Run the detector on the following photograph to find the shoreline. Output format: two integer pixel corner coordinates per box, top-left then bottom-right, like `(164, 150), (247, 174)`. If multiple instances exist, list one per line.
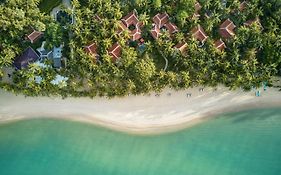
(0, 86), (281, 134)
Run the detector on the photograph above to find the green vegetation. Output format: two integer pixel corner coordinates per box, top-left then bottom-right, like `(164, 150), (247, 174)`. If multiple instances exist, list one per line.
(39, 0), (61, 13)
(0, 0), (281, 97)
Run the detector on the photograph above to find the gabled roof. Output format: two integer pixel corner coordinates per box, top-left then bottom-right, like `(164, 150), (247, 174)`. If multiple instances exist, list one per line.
(191, 25), (208, 43)
(108, 43), (122, 62)
(131, 28), (142, 41)
(27, 30), (43, 43)
(174, 43), (187, 54)
(219, 19), (236, 38)
(194, 1), (202, 18)
(152, 13), (169, 28)
(121, 10), (139, 27)
(117, 21), (127, 35)
(214, 39), (226, 51)
(239, 1), (248, 11)
(164, 22), (179, 34)
(150, 25), (161, 39)
(13, 47), (39, 69)
(85, 43), (98, 56)
(244, 18), (263, 29)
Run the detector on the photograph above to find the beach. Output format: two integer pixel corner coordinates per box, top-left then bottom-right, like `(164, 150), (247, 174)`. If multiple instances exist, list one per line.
(0, 86), (281, 134)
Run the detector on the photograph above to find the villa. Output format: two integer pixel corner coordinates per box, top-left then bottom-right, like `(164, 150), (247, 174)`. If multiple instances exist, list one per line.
(26, 30), (43, 43)
(191, 25), (208, 43)
(244, 18), (263, 29)
(108, 43), (122, 62)
(214, 39), (226, 51)
(194, 1), (202, 18)
(152, 13), (169, 28)
(85, 43), (99, 59)
(150, 24), (161, 39)
(13, 47), (39, 69)
(219, 18), (236, 38)
(118, 10), (143, 41)
(174, 43), (188, 54)
(150, 13), (179, 39)
(239, 1), (248, 11)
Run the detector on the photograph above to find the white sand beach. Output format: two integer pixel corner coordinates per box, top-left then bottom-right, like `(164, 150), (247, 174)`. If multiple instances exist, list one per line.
(0, 86), (281, 134)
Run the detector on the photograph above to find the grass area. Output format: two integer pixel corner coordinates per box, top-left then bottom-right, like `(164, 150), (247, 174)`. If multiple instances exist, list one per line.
(39, 0), (61, 13)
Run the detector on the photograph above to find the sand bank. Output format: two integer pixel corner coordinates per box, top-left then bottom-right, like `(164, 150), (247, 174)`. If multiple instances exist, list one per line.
(0, 86), (281, 134)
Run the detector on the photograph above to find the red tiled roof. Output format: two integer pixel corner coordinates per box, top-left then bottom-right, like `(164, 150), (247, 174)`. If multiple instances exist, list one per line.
(174, 43), (187, 54)
(150, 25), (161, 39)
(219, 19), (236, 38)
(108, 43), (122, 62)
(121, 10), (139, 27)
(27, 30), (43, 43)
(85, 43), (98, 56)
(194, 1), (202, 17)
(214, 39), (226, 51)
(244, 18), (262, 28)
(152, 13), (169, 28)
(131, 28), (142, 41)
(239, 1), (248, 11)
(164, 22), (179, 34)
(191, 25), (208, 43)
(117, 21), (127, 35)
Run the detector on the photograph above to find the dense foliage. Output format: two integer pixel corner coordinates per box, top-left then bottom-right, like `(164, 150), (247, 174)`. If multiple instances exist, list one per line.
(0, 0), (281, 97)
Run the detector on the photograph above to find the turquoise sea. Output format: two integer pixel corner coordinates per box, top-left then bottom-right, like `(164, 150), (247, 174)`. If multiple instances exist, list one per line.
(0, 108), (281, 175)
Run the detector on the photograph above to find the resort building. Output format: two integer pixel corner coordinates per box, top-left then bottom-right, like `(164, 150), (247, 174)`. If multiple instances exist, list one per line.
(13, 47), (39, 69)
(164, 22), (179, 35)
(214, 39), (226, 51)
(150, 24), (161, 39)
(244, 18), (263, 29)
(108, 43), (122, 62)
(174, 43), (188, 54)
(150, 13), (179, 39)
(152, 13), (169, 28)
(239, 1), (248, 11)
(85, 43), (99, 60)
(26, 30), (43, 43)
(118, 10), (143, 41)
(194, 1), (202, 18)
(191, 25), (208, 43)
(219, 19), (236, 38)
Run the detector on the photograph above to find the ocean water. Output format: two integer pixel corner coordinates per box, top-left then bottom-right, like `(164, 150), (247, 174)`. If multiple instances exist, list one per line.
(0, 108), (281, 175)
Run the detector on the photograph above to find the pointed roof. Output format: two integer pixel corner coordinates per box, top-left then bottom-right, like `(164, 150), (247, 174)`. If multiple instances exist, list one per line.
(27, 30), (43, 43)
(150, 25), (161, 39)
(174, 43), (187, 54)
(194, 1), (202, 17)
(131, 28), (142, 41)
(85, 43), (98, 57)
(214, 39), (226, 51)
(121, 10), (139, 27)
(219, 19), (236, 38)
(152, 13), (169, 28)
(164, 22), (179, 34)
(191, 25), (208, 43)
(244, 18), (263, 29)
(108, 43), (122, 62)
(117, 21), (127, 35)
(239, 1), (248, 11)
(13, 47), (39, 69)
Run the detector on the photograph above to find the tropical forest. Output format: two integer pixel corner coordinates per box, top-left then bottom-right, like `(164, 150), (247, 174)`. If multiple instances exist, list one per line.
(0, 0), (281, 97)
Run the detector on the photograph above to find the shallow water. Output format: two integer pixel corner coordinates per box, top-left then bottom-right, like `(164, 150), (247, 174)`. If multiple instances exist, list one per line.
(0, 108), (281, 175)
